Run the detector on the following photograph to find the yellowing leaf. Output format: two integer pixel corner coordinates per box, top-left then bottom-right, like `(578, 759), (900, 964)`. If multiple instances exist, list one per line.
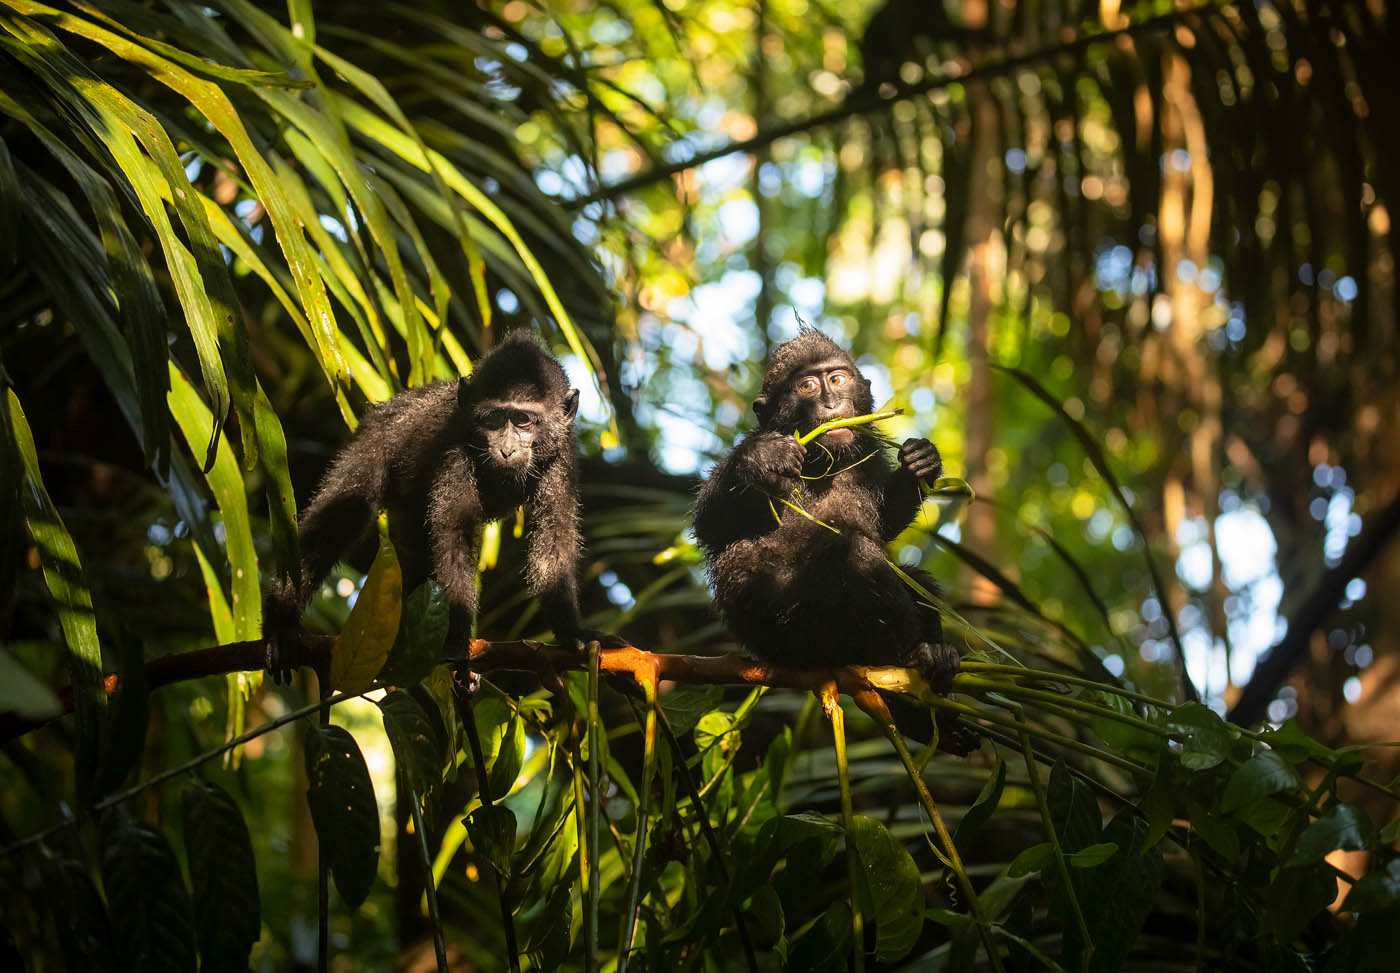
(331, 514), (401, 693)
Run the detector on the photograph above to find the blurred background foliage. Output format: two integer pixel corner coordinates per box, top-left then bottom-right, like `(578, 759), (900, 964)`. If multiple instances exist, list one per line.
(3, 0), (1400, 969)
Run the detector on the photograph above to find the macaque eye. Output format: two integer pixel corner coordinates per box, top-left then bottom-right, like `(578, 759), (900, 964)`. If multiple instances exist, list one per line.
(798, 377), (820, 395)
(511, 410), (537, 428)
(829, 371), (848, 388)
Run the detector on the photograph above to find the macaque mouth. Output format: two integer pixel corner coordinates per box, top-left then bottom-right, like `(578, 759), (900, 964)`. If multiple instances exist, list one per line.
(817, 426), (855, 445)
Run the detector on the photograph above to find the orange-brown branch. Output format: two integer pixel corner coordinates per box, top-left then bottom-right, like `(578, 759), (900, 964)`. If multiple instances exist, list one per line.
(2, 635), (912, 744)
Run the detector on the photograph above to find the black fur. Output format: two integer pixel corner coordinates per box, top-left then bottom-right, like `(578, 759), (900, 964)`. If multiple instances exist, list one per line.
(264, 332), (584, 680)
(693, 330), (972, 749)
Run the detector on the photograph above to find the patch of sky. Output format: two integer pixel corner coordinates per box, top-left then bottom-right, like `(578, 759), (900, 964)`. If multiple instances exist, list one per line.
(1168, 505), (1283, 696)
(496, 289), (520, 314)
(183, 156), (203, 182)
(910, 386), (935, 414)
(857, 357), (894, 410)
(938, 521), (961, 543)
(1334, 275), (1358, 303)
(560, 354), (611, 426)
(504, 42), (528, 61)
(536, 169), (566, 196)
(1102, 653), (1126, 677)
(589, 15), (633, 45)
(687, 271), (760, 370)
(698, 152), (752, 191)
(1005, 147), (1027, 173)
(717, 197), (759, 246)
(793, 158), (831, 198)
(1094, 242), (1135, 297)
(758, 161), (783, 197)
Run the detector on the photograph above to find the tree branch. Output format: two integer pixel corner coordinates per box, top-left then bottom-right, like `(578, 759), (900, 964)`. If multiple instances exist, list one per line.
(1228, 488), (1400, 726)
(0, 634), (927, 744)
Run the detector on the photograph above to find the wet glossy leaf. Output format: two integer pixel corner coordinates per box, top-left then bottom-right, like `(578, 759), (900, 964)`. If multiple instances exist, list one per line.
(849, 814), (923, 962)
(1222, 751), (1303, 813)
(466, 804), (517, 878)
(1292, 803), (1374, 867)
(1169, 702), (1236, 771)
(182, 779), (260, 967)
(331, 517), (401, 693)
(305, 723), (380, 908)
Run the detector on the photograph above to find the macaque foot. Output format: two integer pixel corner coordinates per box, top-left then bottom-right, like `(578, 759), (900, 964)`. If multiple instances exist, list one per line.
(936, 711), (982, 756)
(909, 640), (960, 693)
(263, 627), (303, 686)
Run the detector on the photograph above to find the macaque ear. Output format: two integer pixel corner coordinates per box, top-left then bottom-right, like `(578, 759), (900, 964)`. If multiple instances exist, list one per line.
(456, 377), (472, 409)
(752, 394), (771, 424)
(562, 388), (580, 421)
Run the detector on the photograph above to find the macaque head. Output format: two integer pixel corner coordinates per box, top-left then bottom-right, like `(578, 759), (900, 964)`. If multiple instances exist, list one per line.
(459, 333), (579, 473)
(752, 329), (873, 445)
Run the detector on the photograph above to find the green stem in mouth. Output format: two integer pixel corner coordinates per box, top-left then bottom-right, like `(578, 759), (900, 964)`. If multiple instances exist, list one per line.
(795, 408), (904, 445)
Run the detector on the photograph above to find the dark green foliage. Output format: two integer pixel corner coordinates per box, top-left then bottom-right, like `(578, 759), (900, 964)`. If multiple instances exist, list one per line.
(377, 689), (444, 831)
(99, 816), (198, 972)
(304, 723), (380, 909)
(182, 778), (261, 970)
(378, 581), (449, 687)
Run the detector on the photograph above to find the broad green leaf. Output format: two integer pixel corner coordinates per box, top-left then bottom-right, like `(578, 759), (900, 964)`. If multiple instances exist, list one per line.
(1261, 718), (1343, 765)
(1075, 810), (1164, 973)
(1048, 759), (1101, 853)
(955, 757), (1007, 851)
(746, 884), (786, 949)
(46, 855), (116, 973)
(694, 710), (739, 756)
(167, 363), (260, 640)
(465, 804), (517, 879)
(1291, 804), (1374, 866)
(181, 779), (260, 967)
(305, 723), (380, 908)
(850, 814), (924, 963)
(659, 684), (724, 736)
(1188, 799), (1240, 860)
(1008, 842), (1053, 877)
(0, 647), (61, 718)
(1222, 750), (1303, 813)
(1168, 701), (1236, 770)
(470, 693), (526, 799)
(1342, 858), (1400, 915)
(331, 517), (401, 693)
(100, 816), (198, 972)
(1264, 862), (1338, 942)
(1068, 842), (1119, 868)
(377, 690), (443, 832)
(378, 581), (450, 686)
(5, 388), (105, 786)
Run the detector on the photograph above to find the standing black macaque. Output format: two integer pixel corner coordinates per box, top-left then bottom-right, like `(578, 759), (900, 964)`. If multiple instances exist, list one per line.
(693, 329), (974, 752)
(264, 332), (586, 681)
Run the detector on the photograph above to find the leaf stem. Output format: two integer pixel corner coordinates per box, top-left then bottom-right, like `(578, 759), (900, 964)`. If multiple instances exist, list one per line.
(795, 408), (903, 445)
(822, 686), (865, 973)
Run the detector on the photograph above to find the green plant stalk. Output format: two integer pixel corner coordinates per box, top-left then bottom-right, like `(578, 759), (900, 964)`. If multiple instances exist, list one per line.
(880, 720), (1006, 973)
(959, 661), (1165, 709)
(459, 688), (523, 973)
(587, 640), (603, 969)
(795, 408), (903, 445)
(407, 777), (449, 973)
(956, 675), (1170, 738)
(618, 676), (658, 971)
(1013, 709), (1094, 973)
(317, 675), (332, 973)
(653, 708), (760, 972)
(929, 695), (1149, 774)
(568, 721), (594, 973)
(827, 694), (865, 973)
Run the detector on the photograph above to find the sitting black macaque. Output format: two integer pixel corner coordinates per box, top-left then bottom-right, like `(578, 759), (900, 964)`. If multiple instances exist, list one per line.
(264, 332), (587, 682)
(693, 328), (975, 753)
